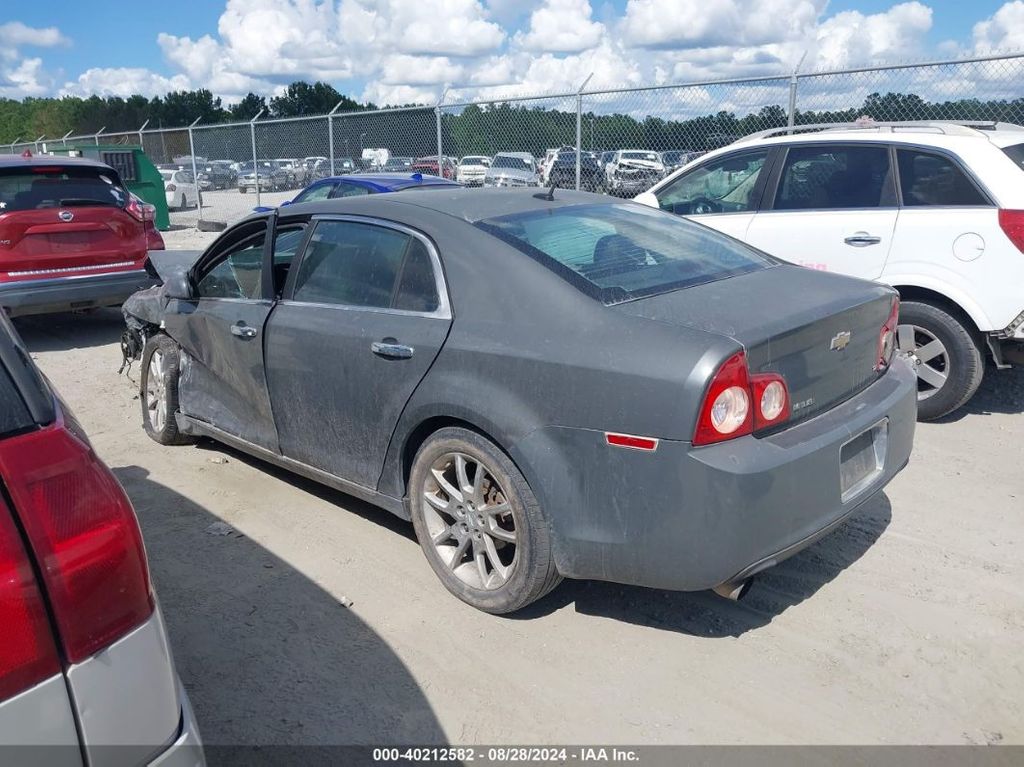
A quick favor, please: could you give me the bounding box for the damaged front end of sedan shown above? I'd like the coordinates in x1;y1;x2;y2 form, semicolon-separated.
119;250;202;374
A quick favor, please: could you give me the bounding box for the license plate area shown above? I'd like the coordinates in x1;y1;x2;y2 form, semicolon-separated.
840;419;888;502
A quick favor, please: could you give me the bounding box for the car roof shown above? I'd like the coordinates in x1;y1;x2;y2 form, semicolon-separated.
311;172;460;192
0;155;114;171
280;187;615;225
730;121;1024;150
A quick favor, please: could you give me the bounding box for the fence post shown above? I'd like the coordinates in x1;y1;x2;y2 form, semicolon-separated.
34;135;45;154
787;52;807;130
187;117;203;225
94;126;105;146
435;89;448;171
328;100;344;176
60;130;73;147
250;109;264;207
137;119;149;149
576;73;593;191
9;138;20;155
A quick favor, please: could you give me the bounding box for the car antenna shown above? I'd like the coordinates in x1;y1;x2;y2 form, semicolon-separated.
534;182;557;201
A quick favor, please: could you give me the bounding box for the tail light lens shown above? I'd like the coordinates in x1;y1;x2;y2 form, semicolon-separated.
876;296;900;371
998;209;1024;253
0;403;153;664
751;373;791;429
694;351;792;446
0;495;60;700
694;352;753;446
126;195;156;223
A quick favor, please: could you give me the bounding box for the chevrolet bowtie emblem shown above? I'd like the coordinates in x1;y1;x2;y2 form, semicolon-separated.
830;331;852;351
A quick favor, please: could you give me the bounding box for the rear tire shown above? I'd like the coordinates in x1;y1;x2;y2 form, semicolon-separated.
408;427;561;614
140;334;194;446
896;300;983;421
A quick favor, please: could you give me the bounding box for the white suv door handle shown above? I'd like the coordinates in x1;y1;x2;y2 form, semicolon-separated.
844;232;882;247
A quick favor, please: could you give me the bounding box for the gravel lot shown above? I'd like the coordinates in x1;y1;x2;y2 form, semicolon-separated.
13;233;1024;747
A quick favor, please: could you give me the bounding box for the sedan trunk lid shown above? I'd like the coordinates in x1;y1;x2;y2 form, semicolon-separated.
613;265;895;425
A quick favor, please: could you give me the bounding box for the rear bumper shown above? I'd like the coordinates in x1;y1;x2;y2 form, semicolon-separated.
515;358;917;592
0;269;158;317
149;682;204;767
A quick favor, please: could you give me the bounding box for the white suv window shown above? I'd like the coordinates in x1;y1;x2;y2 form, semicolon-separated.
773;145;895;211
896;149;989;207
654;150;769;215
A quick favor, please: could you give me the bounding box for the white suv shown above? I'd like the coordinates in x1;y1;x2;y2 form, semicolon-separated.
635;121;1024;420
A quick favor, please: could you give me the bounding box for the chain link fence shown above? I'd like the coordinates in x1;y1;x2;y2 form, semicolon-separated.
3;52;1023;228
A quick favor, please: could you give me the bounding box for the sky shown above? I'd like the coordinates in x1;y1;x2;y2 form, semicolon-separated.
2;0;1022;106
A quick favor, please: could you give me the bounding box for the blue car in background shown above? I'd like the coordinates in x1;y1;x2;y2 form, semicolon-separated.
253;172;460;212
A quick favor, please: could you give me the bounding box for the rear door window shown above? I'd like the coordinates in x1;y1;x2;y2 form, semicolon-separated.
897;149;989;206
0;166;127;211
773;145;894;210
393;240;440;313
291;221;409;308
294;183;336;203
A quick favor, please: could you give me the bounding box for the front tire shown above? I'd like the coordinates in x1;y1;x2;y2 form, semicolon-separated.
896;300;984;421
140;335;194;446
408;427;561;613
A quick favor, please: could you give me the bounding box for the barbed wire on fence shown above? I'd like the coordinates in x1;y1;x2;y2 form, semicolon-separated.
5;52;1023;228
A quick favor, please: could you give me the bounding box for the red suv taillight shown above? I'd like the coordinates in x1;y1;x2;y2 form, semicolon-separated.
0;494;60;701
693;351;792;446
877;296;900;371
998;209;1024;253
126;194;156;223
0;405;153;664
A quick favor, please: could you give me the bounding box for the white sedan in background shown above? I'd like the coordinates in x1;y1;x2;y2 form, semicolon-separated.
161;169;200;210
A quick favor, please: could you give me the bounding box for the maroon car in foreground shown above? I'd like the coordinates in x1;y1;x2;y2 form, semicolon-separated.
0;156;163;317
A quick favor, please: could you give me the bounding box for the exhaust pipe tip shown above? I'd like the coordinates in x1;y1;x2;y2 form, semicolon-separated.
712;578;753;601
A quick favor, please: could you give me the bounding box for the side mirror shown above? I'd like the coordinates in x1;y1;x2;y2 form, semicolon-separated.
163;269;193;300
280;200;292;207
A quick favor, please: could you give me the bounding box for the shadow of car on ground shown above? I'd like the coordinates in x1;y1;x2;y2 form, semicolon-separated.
112;465;449;767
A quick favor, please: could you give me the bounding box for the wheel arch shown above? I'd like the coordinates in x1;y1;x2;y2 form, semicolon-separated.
888;279;990;335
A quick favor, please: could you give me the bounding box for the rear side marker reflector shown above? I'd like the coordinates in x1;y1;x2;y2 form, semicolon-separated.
605;433;659;451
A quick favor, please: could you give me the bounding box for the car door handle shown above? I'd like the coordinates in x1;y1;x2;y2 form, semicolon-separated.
844;232;882;247
230;323;258;339
371;340;414;359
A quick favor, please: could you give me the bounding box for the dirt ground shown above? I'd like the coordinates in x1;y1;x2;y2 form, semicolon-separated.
14;234;1024;746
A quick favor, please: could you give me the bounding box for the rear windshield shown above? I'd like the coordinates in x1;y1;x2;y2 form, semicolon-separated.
0;166;127;212
1004;143;1024;172
477;203;772;303
461;157;487;166
492;155;532;171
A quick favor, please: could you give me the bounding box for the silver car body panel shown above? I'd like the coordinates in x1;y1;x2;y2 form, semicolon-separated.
0;675;82;766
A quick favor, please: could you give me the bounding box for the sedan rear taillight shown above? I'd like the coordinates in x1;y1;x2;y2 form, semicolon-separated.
0;403;153;664
694;351;791;446
998;209;1024;253
0;494;60;701
876;296;900;371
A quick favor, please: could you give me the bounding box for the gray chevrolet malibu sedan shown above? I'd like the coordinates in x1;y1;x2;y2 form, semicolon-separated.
125;188;916;613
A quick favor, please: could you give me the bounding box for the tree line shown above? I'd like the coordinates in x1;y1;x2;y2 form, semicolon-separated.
2;80;1023;157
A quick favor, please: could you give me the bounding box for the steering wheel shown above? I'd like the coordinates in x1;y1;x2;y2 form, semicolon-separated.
689;198;721;215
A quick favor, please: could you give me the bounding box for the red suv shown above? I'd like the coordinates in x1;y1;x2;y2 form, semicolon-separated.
411;156;457;180
0;156;164;317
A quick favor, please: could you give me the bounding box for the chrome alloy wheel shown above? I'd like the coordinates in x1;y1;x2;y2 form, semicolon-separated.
896;323;949;400
422;452;518;590
146;349;168;432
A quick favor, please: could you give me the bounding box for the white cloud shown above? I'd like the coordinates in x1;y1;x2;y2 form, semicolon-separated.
972;1;1024;53
813;2;932;69
0;21;68;97
59;67;192;98
621;0;823;50
0;21;69;54
517;0;605;54
380;55;465;85
0;57;51;98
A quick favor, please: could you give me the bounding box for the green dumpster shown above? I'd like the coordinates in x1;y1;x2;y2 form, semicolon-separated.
47;144;171;231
